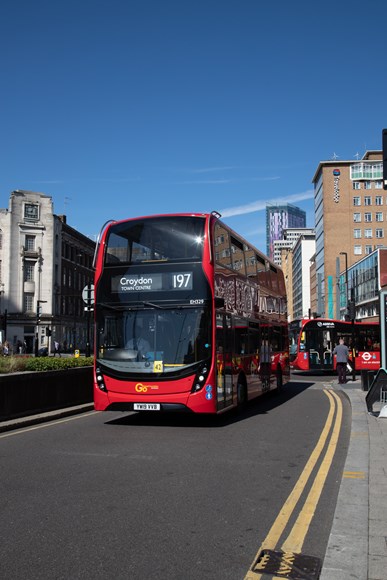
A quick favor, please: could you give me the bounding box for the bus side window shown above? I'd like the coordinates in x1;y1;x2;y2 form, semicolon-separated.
248;326;260;356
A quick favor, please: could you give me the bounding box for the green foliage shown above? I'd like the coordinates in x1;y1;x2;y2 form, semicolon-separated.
0;355;94;374
0;356;28;374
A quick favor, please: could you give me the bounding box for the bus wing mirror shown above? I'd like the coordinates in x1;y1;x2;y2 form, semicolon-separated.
215;297;225;309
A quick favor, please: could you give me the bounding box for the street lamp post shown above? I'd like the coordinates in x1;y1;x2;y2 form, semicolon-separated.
340;251;356;381
35;299;47;356
339;251;348;306
72;253;83;355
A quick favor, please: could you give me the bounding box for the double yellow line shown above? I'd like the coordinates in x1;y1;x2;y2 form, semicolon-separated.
245;388;343;579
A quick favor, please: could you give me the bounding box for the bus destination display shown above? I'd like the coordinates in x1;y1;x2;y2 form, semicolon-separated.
112;272;193;293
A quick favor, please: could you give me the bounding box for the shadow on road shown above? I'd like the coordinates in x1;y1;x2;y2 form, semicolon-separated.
105;379;315;429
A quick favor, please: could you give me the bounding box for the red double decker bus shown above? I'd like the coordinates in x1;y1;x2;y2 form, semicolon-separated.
289;318;380;373
93;212;289;414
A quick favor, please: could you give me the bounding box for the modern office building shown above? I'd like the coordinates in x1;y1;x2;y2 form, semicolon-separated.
291;234;316;320
266;204;306;260
312;151;383;319
337;247;387;322
0;190;95;354
272;227;315;266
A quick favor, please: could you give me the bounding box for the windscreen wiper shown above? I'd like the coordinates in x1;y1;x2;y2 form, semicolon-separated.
143;301;163;310
99;302;127;311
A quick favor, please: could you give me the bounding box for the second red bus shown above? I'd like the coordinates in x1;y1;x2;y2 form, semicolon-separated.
289;318;380;373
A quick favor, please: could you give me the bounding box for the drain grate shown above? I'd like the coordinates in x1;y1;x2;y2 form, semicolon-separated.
253;549;322;579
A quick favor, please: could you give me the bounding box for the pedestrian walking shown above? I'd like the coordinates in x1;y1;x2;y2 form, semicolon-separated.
333;337;349;384
54;340;61;357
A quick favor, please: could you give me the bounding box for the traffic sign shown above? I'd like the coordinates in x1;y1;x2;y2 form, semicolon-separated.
82;284;94;305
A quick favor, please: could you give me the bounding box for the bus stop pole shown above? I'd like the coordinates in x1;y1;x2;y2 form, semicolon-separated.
352;319;356;382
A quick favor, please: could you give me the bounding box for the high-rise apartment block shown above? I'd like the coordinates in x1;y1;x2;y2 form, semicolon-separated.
266;204;306;260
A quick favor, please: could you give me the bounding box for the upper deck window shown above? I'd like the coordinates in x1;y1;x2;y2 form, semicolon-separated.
105;216;205;264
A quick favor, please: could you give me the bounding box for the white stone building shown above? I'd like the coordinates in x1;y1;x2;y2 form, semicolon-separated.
0;190;95;354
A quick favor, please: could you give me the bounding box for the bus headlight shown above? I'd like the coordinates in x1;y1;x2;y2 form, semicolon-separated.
191;363;210;393
95;368;107;392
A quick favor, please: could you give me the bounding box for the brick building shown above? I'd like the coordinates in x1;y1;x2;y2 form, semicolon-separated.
312;151;383;319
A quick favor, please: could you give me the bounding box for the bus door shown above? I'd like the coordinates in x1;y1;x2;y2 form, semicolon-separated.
306;328;333;370
215;313;233;409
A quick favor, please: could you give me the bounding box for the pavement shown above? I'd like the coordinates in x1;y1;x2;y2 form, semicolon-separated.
1;380;386;579
0;403;94;433
321;378;387;580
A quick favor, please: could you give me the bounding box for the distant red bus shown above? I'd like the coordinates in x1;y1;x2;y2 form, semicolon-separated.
289;318;380;372
93;212;289;414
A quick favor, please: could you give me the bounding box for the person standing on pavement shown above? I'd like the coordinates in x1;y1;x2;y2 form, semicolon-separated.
54;340;61;357
333;337;349;384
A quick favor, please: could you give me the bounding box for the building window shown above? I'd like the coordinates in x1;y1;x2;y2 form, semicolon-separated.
351;162;382;180
353;182;361;190
364;196;372;206
353;213;361;222
375;181;383;189
24;203;39;222
24;293;34;312
376;196;383;206
353;196;361;206
364;213;372;222
354;245;362;255
364;181;372;189
376;212;384;222
25;235;35;250
354;229;362;238
376;229;384;239
24;262;35;281
364;229;372;238
365;245;373;255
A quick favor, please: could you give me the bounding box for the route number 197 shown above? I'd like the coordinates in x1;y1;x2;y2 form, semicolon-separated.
172;273;192;289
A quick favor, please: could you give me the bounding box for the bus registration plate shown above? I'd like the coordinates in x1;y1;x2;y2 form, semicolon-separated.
133;403;161;411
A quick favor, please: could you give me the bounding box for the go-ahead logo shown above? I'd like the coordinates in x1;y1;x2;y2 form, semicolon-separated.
135;383;159;392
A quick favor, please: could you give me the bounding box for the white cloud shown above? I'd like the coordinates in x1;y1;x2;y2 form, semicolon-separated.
190;166;236;174
179;179;231;185
220;190;314;218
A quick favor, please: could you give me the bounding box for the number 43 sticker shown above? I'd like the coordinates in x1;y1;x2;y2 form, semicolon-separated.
153;361;164;373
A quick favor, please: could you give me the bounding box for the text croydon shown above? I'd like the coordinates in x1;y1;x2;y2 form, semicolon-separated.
120;276;153;285
119;276;152;292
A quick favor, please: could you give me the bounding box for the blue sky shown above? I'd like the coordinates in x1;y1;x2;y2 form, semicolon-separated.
1;0;386;253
